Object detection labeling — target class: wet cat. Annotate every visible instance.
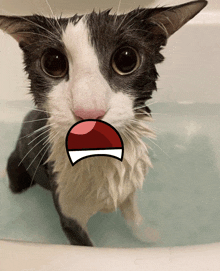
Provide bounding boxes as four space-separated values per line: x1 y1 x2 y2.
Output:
0 0 207 246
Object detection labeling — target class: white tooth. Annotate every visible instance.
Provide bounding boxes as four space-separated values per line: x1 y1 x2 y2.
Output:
68 149 122 165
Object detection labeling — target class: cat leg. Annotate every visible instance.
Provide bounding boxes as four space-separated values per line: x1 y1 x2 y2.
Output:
6 149 35 193
51 186 94 246
59 213 93 246
119 192 160 243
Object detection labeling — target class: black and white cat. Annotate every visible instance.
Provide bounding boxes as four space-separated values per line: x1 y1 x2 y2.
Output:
0 0 207 246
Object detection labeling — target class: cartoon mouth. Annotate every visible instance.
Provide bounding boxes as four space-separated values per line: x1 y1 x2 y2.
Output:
65 119 124 166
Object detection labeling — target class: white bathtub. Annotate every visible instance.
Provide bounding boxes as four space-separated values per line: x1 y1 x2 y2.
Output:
1 0 220 270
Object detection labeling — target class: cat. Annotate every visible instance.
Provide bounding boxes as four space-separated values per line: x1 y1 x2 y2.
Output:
0 0 207 246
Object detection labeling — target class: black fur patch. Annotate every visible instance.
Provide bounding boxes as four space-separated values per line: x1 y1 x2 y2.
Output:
17 15 75 107
0 15 81 107
86 9 168 110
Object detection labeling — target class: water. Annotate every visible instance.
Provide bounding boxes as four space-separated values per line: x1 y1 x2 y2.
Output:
1 100 220 247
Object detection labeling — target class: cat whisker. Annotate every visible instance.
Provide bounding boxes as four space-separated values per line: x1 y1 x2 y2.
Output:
45 0 63 33
117 8 146 32
43 12 62 38
132 112 165 133
145 101 159 107
164 15 175 31
121 124 134 142
146 137 170 159
129 119 151 127
12 31 58 43
18 132 52 166
151 20 169 37
23 117 49 123
133 103 152 110
133 107 152 116
46 16 62 37
45 0 56 19
128 118 156 138
135 111 168 117
18 123 55 141
24 106 51 115
124 126 142 145
125 22 136 31
133 106 148 112
114 0 122 25
19 16 60 41
29 131 58 187
149 127 163 134
28 128 50 145
123 127 134 143
26 131 58 171
133 101 158 112
0 16 59 42
29 143 51 188
116 11 129 32
134 110 151 117
133 115 166 136
151 112 171 117
133 117 160 130
42 131 56 145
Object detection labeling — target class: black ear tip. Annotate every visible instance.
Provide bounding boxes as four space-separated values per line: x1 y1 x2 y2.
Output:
193 0 208 8
190 0 208 17
202 0 208 6
198 0 208 8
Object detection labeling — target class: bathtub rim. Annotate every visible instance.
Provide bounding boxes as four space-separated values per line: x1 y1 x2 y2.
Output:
1 239 220 270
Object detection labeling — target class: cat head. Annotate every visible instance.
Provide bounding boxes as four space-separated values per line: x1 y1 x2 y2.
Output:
0 1 207 133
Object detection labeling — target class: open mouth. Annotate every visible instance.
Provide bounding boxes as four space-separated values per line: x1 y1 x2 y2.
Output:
65 119 124 166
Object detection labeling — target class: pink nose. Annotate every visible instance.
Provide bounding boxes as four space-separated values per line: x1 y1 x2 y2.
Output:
74 109 106 120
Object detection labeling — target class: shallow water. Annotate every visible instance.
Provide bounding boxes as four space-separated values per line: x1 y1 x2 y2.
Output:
1 100 220 248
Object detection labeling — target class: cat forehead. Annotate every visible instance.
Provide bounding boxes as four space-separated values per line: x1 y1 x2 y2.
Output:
62 18 99 68
62 9 151 44
60 11 149 65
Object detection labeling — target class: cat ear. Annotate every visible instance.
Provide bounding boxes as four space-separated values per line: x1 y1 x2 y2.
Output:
0 15 32 45
0 15 58 48
148 0 207 37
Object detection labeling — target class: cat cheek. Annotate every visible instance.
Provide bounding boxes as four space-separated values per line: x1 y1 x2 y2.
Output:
45 83 78 131
103 92 134 128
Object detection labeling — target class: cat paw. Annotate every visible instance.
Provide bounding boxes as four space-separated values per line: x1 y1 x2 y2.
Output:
137 226 161 243
127 219 161 243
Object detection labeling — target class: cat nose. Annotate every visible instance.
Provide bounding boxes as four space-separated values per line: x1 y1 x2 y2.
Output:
74 109 106 120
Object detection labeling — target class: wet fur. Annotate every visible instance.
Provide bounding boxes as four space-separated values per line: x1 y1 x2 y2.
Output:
0 1 207 246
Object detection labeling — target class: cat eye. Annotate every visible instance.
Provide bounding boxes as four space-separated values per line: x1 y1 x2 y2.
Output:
41 48 68 78
112 47 141 75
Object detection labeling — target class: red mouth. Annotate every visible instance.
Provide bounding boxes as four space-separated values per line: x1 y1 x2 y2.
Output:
65 119 124 166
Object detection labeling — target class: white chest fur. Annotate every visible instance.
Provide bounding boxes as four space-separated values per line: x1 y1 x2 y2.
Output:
47 126 153 227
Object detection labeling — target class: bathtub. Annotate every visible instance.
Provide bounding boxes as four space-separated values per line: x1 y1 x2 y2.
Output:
1 1 220 270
